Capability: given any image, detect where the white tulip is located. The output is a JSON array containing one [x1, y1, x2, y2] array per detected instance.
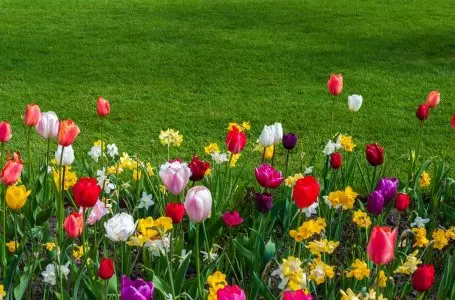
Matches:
[[55, 145, 75, 166], [272, 122, 283, 145], [259, 125, 275, 147], [348, 94, 363, 112], [35, 111, 59, 140], [104, 212, 136, 242]]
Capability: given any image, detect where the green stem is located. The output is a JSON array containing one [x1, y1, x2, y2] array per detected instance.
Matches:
[[58, 147, 66, 246], [195, 223, 203, 298], [166, 230, 176, 299], [284, 150, 290, 179], [271, 145, 276, 167], [413, 121, 425, 184], [370, 166, 377, 193], [2, 185, 6, 278]]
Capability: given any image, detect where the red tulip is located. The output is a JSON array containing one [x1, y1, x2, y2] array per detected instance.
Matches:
[[367, 226, 397, 265], [165, 202, 185, 224], [365, 143, 384, 166], [225, 127, 247, 154], [58, 120, 80, 147], [222, 211, 244, 228], [327, 74, 343, 96], [188, 155, 210, 181], [98, 258, 115, 279], [73, 178, 102, 208], [0, 122, 12, 143], [1, 152, 23, 186], [416, 104, 429, 121], [63, 212, 84, 238], [425, 90, 440, 108], [97, 96, 111, 117], [451, 114, 455, 129], [292, 176, 320, 208], [330, 152, 342, 169], [24, 104, 41, 127], [395, 193, 410, 212], [412, 264, 435, 292]]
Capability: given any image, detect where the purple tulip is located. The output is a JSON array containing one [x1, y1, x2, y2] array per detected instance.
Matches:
[[121, 276, 154, 300], [367, 191, 384, 215], [255, 193, 273, 213], [375, 177, 399, 204], [282, 133, 298, 150]]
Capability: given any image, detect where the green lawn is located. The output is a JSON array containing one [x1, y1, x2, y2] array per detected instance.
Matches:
[[1, 0, 455, 171]]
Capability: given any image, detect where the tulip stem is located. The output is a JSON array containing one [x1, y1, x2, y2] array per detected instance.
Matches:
[[284, 150, 290, 179], [43, 139, 50, 204], [58, 147, 66, 246], [330, 96, 336, 137], [370, 166, 377, 193], [2, 185, 6, 278], [413, 121, 425, 184], [271, 145, 276, 167], [166, 230, 176, 300], [195, 223, 203, 298], [261, 147, 266, 164]]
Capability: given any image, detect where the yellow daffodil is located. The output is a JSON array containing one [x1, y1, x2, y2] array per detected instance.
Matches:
[[325, 186, 358, 210], [132, 169, 142, 182], [289, 218, 326, 242], [340, 288, 362, 300], [159, 129, 183, 147], [432, 229, 449, 250], [241, 121, 251, 131], [72, 244, 88, 260], [345, 259, 370, 280], [377, 270, 387, 288], [204, 143, 220, 155], [394, 250, 422, 274], [412, 227, 429, 248], [352, 210, 372, 228], [145, 162, 155, 176], [306, 239, 339, 256], [44, 242, 56, 251], [339, 135, 356, 152], [271, 256, 307, 291], [0, 284, 6, 297], [5, 185, 31, 210], [53, 166, 77, 191], [93, 140, 106, 149], [6, 241, 18, 253], [137, 217, 173, 240], [308, 258, 335, 285], [418, 171, 431, 188], [285, 173, 304, 187], [446, 226, 455, 240], [229, 153, 241, 168], [207, 271, 227, 300]]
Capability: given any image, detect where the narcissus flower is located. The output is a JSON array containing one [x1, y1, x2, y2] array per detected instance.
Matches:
[[324, 186, 357, 210], [6, 241, 18, 253], [289, 218, 326, 242], [367, 226, 397, 265], [412, 264, 434, 292], [352, 210, 371, 228], [207, 271, 227, 300], [292, 176, 320, 209], [394, 250, 422, 275], [96, 96, 110, 117], [377, 270, 387, 288], [271, 256, 307, 291], [159, 129, 183, 147], [308, 258, 335, 285], [5, 184, 31, 210], [306, 239, 339, 256], [339, 135, 356, 152], [204, 143, 220, 155], [24, 104, 41, 127], [432, 229, 449, 250], [412, 227, 429, 248], [345, 259, 370, 280], [418, 171, 431, 188], [327, 74, 343, 96]]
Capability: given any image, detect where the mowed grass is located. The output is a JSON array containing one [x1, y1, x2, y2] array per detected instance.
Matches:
[[1, 0, 455, 172]]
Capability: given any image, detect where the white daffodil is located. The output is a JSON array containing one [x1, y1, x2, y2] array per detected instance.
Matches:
[[138, 192, 154, 210]]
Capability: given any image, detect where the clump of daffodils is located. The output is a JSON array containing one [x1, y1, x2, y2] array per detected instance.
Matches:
[[289, 217, 326, 242], [345, 259, 370, 280], [159, 129, 183, 147], [207, 271, 227, 300], [306, 239, 339, 256], [352, 209, 372, 228], [323, 186, 358, 210], [285, 173, 304, 187], [271, 256, 307, 291], [308, 258, 335, 285]]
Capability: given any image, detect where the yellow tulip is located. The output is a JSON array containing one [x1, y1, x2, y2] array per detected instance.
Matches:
[[6, 185, 31, 210]]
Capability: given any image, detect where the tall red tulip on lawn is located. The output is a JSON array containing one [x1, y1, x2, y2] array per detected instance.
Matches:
[[97, 96, 111, 117], [63, 212, 84, 238], [330, 152, 342, 170], [365, 143, 384, 166], [225, 127, 247, 154], [0, 122, 12, 144], [1, 152, 23, 186], [292, 176, 320, 209], [327, 74, 343, 96], [73, 177, 102, 208], [425, 90, 440, 108], [24, 104, 41, 127], [58, 119, 80, 147], [367, 226, 397, 265], [451, 114, 455, 129], [412, 264, 435, 292], [416, 104, 429, 121]]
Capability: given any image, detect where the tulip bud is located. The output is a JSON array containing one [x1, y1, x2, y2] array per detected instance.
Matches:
[[6, 185, 31, 211], [184, 186, 212, 223], [272, 122, 283, 145], [348, 94, 363, 112], [188, 155, 210, 181], [222, 211, 244, 228], [425, 90, 440, 109], [255, 192, 273, 213], [282, 133, 298, 150], [54, 145, 75, 166], [255, 164, 284, 189], [97, 97, 111, 117], [416, 104, 429, 121], [226, 127, 247, 153], [24, 104, 41, 127], [292, 176, 320, 209], [0, 122, 12, 143], [367, 191, 384, 215], [1, 153, 23, 186], [367, 225, 397, 265], [259, 125, 275, 148], [451, 114, 455, 129], [365, 143, 384, 166], [63, 212, 84, 238], [73, 177, 102, 208], [330, 152, 342, 169], [58, 120, 80, 147], [165, 202, 185, 224], [98, 258, 115, 280], [412, 264, 435, 292], [327, 74, 343, 96], [35, 111, 59, 140], [395, 193, 410, 212]]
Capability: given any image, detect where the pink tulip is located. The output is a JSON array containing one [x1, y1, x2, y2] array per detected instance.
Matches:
[[184, 186, 212, 223], [367, 225, 397, 265], [217, 285, 246, 300], [24, 104, 41, 127], [35, 111, 59, 140], [159, 161, 192, 195], [86, 200, 109, 225], [425, 90, 440, 108], [222, 211, 244, 228], [97, 96, 111, 117], [1, 152, 23, 186], [0, 122, 12, 143], [64, 212, 84, 238], [255, 164, 283, 189], [283, 290, 312, 300], [58, 119, 80, 147], [327, 74, 343, 96]]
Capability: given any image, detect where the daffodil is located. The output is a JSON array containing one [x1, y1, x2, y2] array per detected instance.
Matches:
[[394, 250, 422, 274], [229, 153, 241, 167], [52, 166, 77, 191], [289, 218, 326, 242], [6, 241, 18, 253], [306, 239, 339, 256], [418, 171, 431, 188], [204, 143, 220, 155], [352, 210, 372, 228], [324, 186, 358, 210], [0, 283, 6, 297], [339, 288, 362, 300], [345, 259, 370, 280], [159, 129, 183, 147], [412, 227, 429, 248], [285, 173, 304, 187], [45, 242, 56, 251], [308, 258, 335, 285], [271, 256, 307, 291], [339, 135, 356, 152], [432, 229, 449, 250], [207, 271, 227, 300], [377, 270, 387, 288]]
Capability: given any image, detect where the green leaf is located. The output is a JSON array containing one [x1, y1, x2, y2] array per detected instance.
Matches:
[[13, 274, 30, 300], [174, 250, 192, 294], [152, 274, 172, 297]]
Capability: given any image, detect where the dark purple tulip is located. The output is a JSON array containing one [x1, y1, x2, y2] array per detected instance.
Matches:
[[367, 191, 384, 215], [375, 177, 399, 205], [282, 133, 298, 150], [255, 192, 273, 213], [121, 276, 154, 300]]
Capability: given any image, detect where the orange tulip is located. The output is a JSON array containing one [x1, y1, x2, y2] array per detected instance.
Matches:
[[24, 104, 41, 127], [0, 152, 23, 186], [367, 225, 397, 265], [63, 212, 84, 238], [327, 74, 343, 96], [425, 90, 440, 108], [96, 96, 111, 117], [58, 120, 80, 147]]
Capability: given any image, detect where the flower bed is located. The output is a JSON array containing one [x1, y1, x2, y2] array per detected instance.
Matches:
[[0, 75, 453, 299]]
